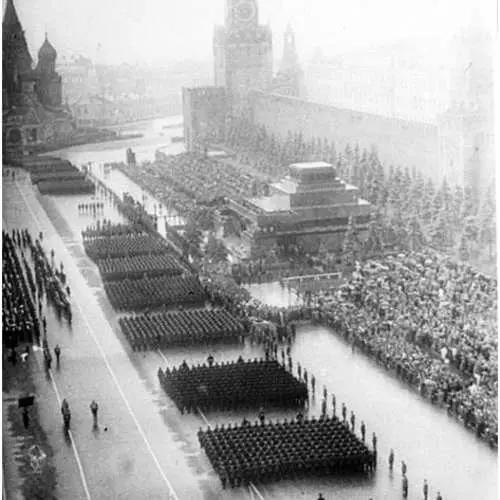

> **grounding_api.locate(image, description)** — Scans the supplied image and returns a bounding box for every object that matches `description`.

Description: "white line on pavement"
[196,407,211,428]
[32,353,92,500]
[15,185,180,500]
[157,350,168,365]
[3,465,7,500]
[249,482,266,500]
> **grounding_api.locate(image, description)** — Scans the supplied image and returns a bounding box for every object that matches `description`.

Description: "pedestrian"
[258,408,265,425]
[54,344,61,365]
[342,403,347,423]
[423,479,429,500]
[10,348,17,366]
[317,494,325,500]
[321,398,327,417]
[90,400,99,426]
[436,492,442,500]
[401,460,407,476]
[303,369,308,385]
[311,375,316,392]
[360,421,366,442]
[42,316,47,333]
[323,386,327,400]
[388,448,394,471]
[331,393,336,416]
[372,432,377,451]
[22,407,29,429]
[402,474,408,498]
[350,411,356,432]
[297,362,301,379]
[207,354,214,367]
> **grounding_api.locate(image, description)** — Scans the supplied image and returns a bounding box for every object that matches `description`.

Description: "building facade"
[229,162,371,255]
[2,0,74,157]
[213,0,273,104]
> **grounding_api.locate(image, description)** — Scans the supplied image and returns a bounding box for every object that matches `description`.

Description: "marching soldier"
[402,474,408,498]
[401,460,407,476]
[388,449,394,471]
[22,407,30,429]
[90,400,99,426]
[54,344,61,365]
[258,408,265,425]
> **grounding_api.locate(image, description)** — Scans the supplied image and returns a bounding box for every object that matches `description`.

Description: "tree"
[462,214,479,253]
[406,214,427,252]
[429,209,452,251]
[363,210,385,255]
[457,231,470,261]
[184,220,203,256]
[451,185,464,231]
[205,234,229,264]
[388,212,408,247]
[342,215,361,266]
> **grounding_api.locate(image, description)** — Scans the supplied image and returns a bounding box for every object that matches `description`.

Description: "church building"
[2,0,75,157]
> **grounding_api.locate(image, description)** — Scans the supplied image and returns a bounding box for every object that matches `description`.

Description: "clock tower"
[213,0,273,104]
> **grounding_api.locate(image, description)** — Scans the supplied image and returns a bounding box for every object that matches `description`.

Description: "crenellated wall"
[249,91,441,181]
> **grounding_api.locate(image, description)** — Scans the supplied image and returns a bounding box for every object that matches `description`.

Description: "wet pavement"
[3,172,240,500]
[4,119,498,500]
[245,281,301,307]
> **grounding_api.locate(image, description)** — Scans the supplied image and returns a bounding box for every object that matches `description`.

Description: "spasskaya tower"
[213,0,273,100]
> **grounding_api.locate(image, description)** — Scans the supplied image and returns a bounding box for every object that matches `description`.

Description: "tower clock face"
[233,1,256,23]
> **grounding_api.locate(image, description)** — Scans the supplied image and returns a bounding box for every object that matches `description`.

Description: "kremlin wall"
[184,0,494,192]
[248,90,440,183]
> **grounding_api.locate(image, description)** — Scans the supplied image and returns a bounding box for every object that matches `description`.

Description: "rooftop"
[289,161,333,170]
[249,194,291,213]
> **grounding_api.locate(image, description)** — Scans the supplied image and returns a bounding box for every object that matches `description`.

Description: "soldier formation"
[121,308,245,350]
[159,358,308,414]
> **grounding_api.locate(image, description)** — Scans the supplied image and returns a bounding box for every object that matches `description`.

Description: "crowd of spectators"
[316,250,497,446]
[158,359,307,413]
[119,308,244,350]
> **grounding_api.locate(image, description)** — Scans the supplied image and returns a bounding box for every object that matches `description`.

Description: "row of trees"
[226,117,496,268]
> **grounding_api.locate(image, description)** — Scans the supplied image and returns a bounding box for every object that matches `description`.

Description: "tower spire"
[3,0,22,28]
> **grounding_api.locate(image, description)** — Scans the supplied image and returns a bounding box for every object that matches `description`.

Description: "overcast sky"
[4,0,496,65]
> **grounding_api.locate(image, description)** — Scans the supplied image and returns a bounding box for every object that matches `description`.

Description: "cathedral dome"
[38,34,57,60]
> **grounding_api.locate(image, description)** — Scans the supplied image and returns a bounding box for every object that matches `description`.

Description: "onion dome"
[38,33,57,60]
